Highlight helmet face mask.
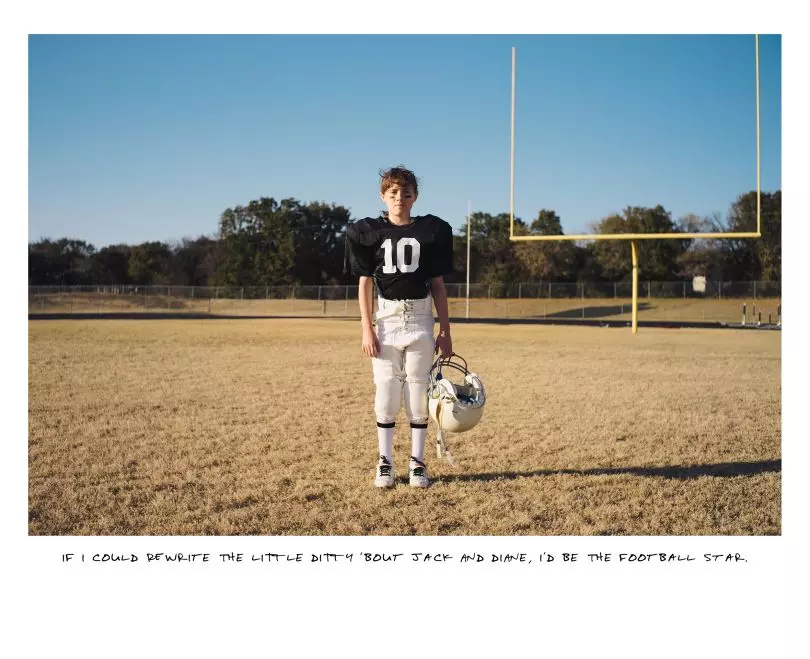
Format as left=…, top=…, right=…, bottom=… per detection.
left=428, top=354, right=486, bottom=433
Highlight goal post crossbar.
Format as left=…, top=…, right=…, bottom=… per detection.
left=510, top=231, right=761, bottom=242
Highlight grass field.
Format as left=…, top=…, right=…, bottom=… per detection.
left=28, top=318, right=781, bottom=536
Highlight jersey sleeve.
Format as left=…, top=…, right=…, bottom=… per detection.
left=426, top=217, right=454, bottom=278
left=345, top=221, right=376, bottom=277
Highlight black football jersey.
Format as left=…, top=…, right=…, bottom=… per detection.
left=346, top=214, right=454, bottom=300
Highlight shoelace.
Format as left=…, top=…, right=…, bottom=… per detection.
left=378, top=457, right=392, bottom=477
left=410, top=458, right=426, bottom=477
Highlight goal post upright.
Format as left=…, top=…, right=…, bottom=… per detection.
left=508, top=35, right=763, bottom=332
left=510, top=46, right=516, bottom=240
left=754, top=34, right=762, bottom=238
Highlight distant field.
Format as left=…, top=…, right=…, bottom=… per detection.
left=28, top=318, right=780, bottom=535
left=28, top=292, right=782, bottom=324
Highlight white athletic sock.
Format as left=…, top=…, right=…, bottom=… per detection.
left=377, top=423, right=395, bottom=462
left=410, top=423, right=427, bottom=463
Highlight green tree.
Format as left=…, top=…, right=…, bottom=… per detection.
left=514, top=209, right=579, bottom=281
left=574, top=242, right=605, bottom=282
left=214, top=197, right=297, bottom=286
left=720, top=190, right=781, bottom=281
left=456, top=212, right=527, bottom=285
left=28, top=238, right=97, bottom=285
left=90, top=244, right=132, bottom=285
left=674, top=214, right=726, bottom=279
left=128, top=242, right=173, bottom=285
left=293, top=201, right=353, bottom=284
left=591, top=205, right=690, bottom=280
left=171, top=236, right=221, bottom=286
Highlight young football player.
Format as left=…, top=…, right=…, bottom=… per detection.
left=345, top=166, right=454, bottom=488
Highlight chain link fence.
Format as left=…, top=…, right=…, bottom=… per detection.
left=28, top=281, right=781, bottom=324
left=441, top=281, right=782, bottom=299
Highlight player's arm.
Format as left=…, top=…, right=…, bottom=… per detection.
left=431, top=276, right=453, bottom=357
left=359, top=276, right=380, bottom=358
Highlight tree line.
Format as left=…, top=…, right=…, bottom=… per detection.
left=28, top=190, right=780, bottom=287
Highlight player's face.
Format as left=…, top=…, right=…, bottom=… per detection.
left=381, top=184, right=417, bottom=219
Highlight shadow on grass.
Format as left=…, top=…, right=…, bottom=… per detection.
left=543, top=302, right=652, bottom=320
left=436, top=459, right=781, bottom=484
left=30, top=311, right=777, bottom=330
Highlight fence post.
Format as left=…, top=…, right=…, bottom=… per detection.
left=581, top=282, right=585, bottom=318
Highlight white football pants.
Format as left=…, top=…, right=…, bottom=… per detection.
left=372, top=295, right=435, bottom=425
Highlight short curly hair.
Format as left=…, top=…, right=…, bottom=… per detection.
left=380, top=166, right=419, bottom=195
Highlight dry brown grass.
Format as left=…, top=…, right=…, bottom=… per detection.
left=28, top=318, right=780, bottom=536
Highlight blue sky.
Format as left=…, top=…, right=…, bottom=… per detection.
left=28, top=34, right=781, bottom=247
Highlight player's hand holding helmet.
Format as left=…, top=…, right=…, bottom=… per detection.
left=428, top=353, right=486, bottom=433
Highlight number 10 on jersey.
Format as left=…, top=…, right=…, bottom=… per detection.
left=381, top=237, right=421, bottom=274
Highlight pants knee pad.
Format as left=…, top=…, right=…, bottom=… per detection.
left=374, top=378, right=403, bottom=424
left=404, top=379, right=429, bottom=424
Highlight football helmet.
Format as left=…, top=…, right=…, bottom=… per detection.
left=428, top=353, right=486, bottom=433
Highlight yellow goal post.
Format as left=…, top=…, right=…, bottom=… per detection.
left=508, top=36, right=763, bottom=333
